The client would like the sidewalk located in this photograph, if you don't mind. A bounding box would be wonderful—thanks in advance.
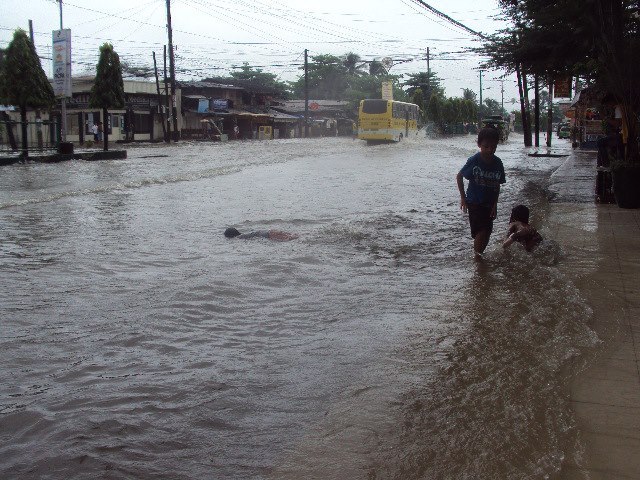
[545,149,640,479]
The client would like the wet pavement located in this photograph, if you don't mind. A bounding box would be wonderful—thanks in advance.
[546,148,640,479]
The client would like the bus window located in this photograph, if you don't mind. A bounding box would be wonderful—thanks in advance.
[362,100,389,114]
[393,103,409,119]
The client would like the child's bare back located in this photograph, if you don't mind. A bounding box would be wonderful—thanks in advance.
[502,205,542,252]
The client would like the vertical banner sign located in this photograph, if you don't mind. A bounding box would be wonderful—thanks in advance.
[52,29,72,98]
[381,81,393,101]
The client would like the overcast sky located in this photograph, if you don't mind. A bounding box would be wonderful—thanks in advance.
[1,0,521,106]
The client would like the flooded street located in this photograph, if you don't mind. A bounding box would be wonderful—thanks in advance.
[0,134,599,479]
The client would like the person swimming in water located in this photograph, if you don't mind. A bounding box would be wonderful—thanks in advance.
[224,227,299,242]
[502,205,543,252]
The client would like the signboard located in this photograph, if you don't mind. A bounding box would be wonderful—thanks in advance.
[197,98,209,113]
[126,94,156,109]
[309,101,319,111]
[553,77,572,98]
[52,29,72,98]
[381,81,393,101]
[211,99,229,110]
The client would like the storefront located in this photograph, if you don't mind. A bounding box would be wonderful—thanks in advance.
[569,87,605,149]
[52,77,181,144]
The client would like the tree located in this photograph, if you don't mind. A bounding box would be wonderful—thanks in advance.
[403,71,445,101]
[412,88,426,123]
[462,88,477,103]
[463,99,478,123]
[479,0,640,159]
[480,98,508,119]
[90,43,125,151]
[0,29,54,157]
[442,99,457,126]
[343,75,383,110]
[202,64,290,100]
[368,60,386,76]
[290,54,349,99]
[229,63,290,98]
[427,94,442,124]
[475,1,593,146]
[342,52,366,76]
[341,74,405,111]
[289,52,411,106]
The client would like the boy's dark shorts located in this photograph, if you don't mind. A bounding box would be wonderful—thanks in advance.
[467,203,494,239]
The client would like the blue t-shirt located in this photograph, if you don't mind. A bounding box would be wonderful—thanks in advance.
[459,152,506,206]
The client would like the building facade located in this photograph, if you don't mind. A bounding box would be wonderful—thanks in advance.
[53,77,182,144]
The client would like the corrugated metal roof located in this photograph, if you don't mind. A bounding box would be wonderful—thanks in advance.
[178,81,244,90]
[268,108,300,122]
[279,100,350,108]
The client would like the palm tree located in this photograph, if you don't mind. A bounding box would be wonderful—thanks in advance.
[368,59,387,77]
[342,52,366,76]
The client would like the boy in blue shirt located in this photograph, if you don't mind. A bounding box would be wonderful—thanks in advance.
[456,127,506,257]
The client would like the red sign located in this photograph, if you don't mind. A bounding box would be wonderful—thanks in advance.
[554,77,572,98]
[309,102,319,111]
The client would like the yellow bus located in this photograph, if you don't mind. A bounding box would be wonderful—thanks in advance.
[357,99,420,143]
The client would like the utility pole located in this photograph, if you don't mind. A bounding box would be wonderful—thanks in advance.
[534,74,540,147]
[426,47,431,100]
[479,70,483,127]
[521,67,533,147]
[547,77,554,147]
[164,45,171,142]
[29,20,44,150]
[58,0,67,143]
[152,52,167,141]
[500,78,505,116]
[166,0,178,141]
[304,49,309,138]
[426,47,430,76]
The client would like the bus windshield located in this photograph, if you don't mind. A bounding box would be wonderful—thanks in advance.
[361,100,389,115]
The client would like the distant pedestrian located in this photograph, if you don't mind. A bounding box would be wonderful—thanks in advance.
[97,122,103,142]
[456,127,506,258]
[233,124,239,140]
[91,123,98,141]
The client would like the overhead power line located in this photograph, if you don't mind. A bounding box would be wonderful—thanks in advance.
[409,0,487,39]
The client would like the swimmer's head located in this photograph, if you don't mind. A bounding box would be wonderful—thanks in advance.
[224,227,241,238]
[510,205,530,223]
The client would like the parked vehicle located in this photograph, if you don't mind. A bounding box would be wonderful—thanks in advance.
[558,125,571,139]
[481,115,509,142]
[557,121,570,135]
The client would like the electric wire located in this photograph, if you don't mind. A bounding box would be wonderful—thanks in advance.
[2,0,511,99]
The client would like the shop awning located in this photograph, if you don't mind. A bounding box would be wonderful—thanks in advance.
[268,108,299,123]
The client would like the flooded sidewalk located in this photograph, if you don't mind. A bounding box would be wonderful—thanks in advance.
[545,148,640,478]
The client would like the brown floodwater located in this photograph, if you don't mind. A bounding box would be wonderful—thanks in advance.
[0,134,599,479]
